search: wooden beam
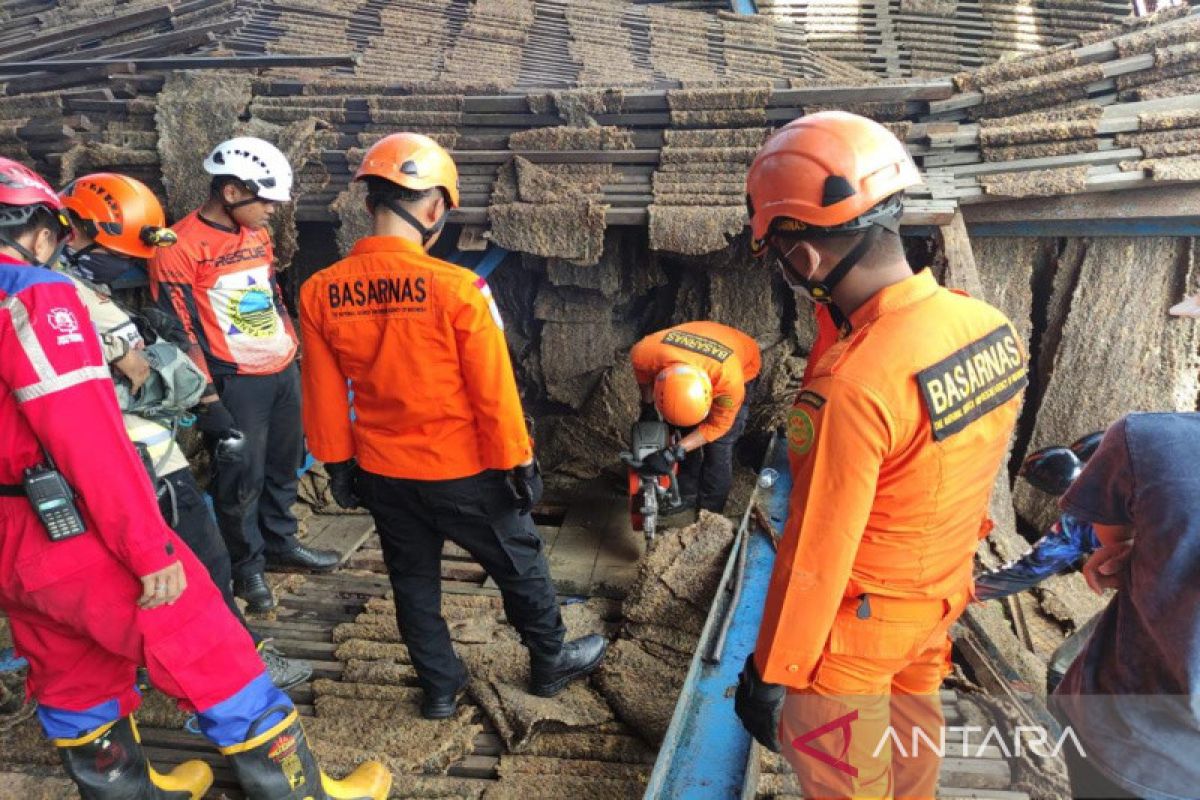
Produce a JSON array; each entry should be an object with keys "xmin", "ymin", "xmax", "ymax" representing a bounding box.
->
[
  {"xmin": 0, "ymin": 54, "xmax": 359, "ymax": 73},
  {"xmin": 938, "ymin": 211, "xmax": 983, "ymax": 297}
]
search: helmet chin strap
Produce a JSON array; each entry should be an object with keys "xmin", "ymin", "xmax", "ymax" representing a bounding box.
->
[
  {"xmin": 802, "ymin": 226, "xmax": 884, "ymax": 305},
  {"xmin": 0, "ymin": 233, "xmax": 66, "ymax": 269},
  {"xmin": 384, "ymin": 198, "xmax": 446, "ymax": 246}
]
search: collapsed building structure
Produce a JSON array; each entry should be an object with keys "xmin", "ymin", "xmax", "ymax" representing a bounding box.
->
[{"xmin": 0, "ymin": 0, "xmax": 1198, "ymax": 796}]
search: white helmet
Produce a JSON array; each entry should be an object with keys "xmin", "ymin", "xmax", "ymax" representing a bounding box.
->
[{"xmin": 203, "ymin": 137, "xmax": 293, "ymax": 202}]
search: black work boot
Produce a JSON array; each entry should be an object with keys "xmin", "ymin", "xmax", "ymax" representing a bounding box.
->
[
  {"xmin": 528, "ymin": 634, "xmax": 609, "ymax": 698},
  {"xmin": 421, "ymin": 670, "xmax": 468, "ymax": 720},
  {"xmin": 221, "ymin": 708, "xmax": 391, "ymax": 799},
  {"xmin": 235, "ymin": 572, "xmax": 276, "ymax": 613},
  {"xmin": 55, "ymin": 715, "xmax": 212, "ymax": 798},
  {"xmin": 258, "ymin": 639, "xmax": 313, "ymax": 691},
  {"xmin": 265, "ymin": 544, "xmax": 341, "ymax": 573}
]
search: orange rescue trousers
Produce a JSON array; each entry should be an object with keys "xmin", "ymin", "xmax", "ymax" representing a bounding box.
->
[{"xmin": 777, "ymin": 592, "xmax": 967, "ymax": 800}]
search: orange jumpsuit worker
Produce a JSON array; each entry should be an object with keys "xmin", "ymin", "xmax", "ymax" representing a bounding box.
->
[
  {"xmin": 630, "ymin": 321, "xmax": 761, "ymax": 513},
  {"xmin": 298, "ymin": 133, "xmax": 607, "ymax": 721},
  {"xmin": 734, "ymin": 112, "xmax": 1027, "ymax": 799}
]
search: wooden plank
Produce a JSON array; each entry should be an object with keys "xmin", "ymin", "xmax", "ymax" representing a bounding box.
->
[
  {"xmin": 938, "ymin": 212, "xmax": 983, "ymax": 297},
  {"xmin": 302, "ymin": 514, "xmax": 376, "ymax": 564},
  {"xmin": 0, "ymin": 54, "xmax": 359, "ymax": 73},
  {"xmin": 447, "ymin": 754, "xmax": 499, "ymax": 779}
]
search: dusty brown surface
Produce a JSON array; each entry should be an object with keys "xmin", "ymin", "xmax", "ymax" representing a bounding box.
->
[
  {"xmin": 648, "ymin": 205, "xmax": 746, "ymax": 256},
  {"xmin": 979, "ymin": 165, "xmax": 1090, "ymax": 198}
]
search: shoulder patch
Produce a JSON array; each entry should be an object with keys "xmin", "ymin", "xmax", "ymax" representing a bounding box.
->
[
  {"xmin": 662, "ymin": 329, "xmax": 733, "ymax": 362},
  {"xmin": 787, "ymin": 406, "xmax": 816, "ymax": 455},
  {"xmin": 916, "ymin": 324, "xmax": 1028, "ymax": 441},
  {"xmin": 796, "ymin": 389, "xmax": 826, "ymax": 410}
]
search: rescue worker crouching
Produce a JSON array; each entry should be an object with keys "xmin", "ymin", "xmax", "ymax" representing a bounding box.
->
[
  {"xmin": 0, "ymin": 157, "xmax": 390, "ymax": 799},
  {"xmin": 57, "ymin": 171, "xmax": 312, "ymax": 691},
  {"xmin": 629, "ymin": 321, "xmax": 761, "ymax": 514},
  {"xmin": 149, "ymin": 137, "xmax": 339, "ymax": 615},
  {"xmin": 298, "ymin": 132, "xmax": 608, "ymax": 719},
  {"xmin": 734, "ymin": 112, "xmax": 1027, "ymax": 799}
]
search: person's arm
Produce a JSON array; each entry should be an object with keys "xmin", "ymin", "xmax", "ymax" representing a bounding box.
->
[
  {"xmin": 753, "ymin": 376, "xmax": 892, "ymax": 688},
  {"xmin": 298, "ymin": 281, "xmax": 354, "ymax": 464},
  {"xmin": 149, "ymin": 242, "xmax": 213, "ymax": 388},
  {"xmin": 0, "ymin": 276, "xmax": 177, "ymax": 578},
  {"xmin": 456, "ymin": 277, "xmax": 533, "ymax": 468},
  {"xmin": 693, "ymin": 361, "xmax": 745, "ymax": 447}
]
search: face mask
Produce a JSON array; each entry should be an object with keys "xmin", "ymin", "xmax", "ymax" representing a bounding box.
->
[{"xmin": 70, "ymin": 248, "xmax": 135, "ymax": 284}]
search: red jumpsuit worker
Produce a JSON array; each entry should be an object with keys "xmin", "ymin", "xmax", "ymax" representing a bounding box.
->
[
  {"xmin": 629, "ymin": 321, "xmax": 761, "ymax": 513},
  {"xmin": 299, "ymin": 133, "xmax": 607, "ymax": 721},
  {"xmin": 734, "ymin": 113, "xmax": 1026, "ymax": 799},
  {"xmin": 0, "ymin": 158, "xmax": 388, "ymax": 799}
]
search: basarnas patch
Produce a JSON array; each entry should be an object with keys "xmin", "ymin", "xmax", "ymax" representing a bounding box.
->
[
  {"xmin": 916, "ymin": 324, "xmax": 1027, "ymax": 441},
  {"xmin": 662, "ymin": 330, "xmax": 733, "ymax": 362},
  {"xmin": 787, "ymin": 406, "xmax": 816, "ymax": 455}
]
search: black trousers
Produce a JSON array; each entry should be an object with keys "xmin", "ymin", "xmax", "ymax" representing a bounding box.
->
[
  {"xmin": 161, "ymin": 468, "xmax": 256, "ymax": 643},
  {"xmin": 676, "ymin": 388, "xmax": 752, "ymax": 513},
  {"xmin": 358, "ymin": 468, "xmax": 566, "ymax": 697},
  {"xmin": 211, "ymin": 363, "xmax": 303, "ymax": 582}
]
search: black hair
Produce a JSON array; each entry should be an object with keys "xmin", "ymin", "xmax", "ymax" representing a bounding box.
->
[
  {"xmin": 209, "ymin": 175, "xmax": 248, "ymax": 200},
  {"xmin": 362, "ymin": 176, "xmax": 438, "ymax": 214},
  {"xmin": 0, "ymin": 204, "xmax": 59, "ymax": 242}
]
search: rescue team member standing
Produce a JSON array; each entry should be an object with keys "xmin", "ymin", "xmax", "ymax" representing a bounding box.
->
[
  {"xmin": 629, "ymin": 321, "xmax": 761, "ymax": 513},
  {"xmin": 0, "ymin": 158, "xmax": 389, "ymax": 799},
  {"xmin": 58, "ymin": 172, "xmax": 311, "ymax": 690},
  {"xmin": 150, "ymin": 136, "xmax": 338, "ymax": 614},
  {"xmin": 733, "ymin": 113, "xmax": 1026, "ymax": 799},
  {"xmin": 299, "ymin": 133, "xmax": 607, "ymax": 719}
]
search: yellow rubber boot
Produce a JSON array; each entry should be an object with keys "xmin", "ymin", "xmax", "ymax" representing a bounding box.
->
[
  {"xmin": 55, "ymin": 716, "xmax": 213, "ymax": 799},
  {"xmin": 221, "ymin": 708, "xmax": 392, "ymax": 799}
]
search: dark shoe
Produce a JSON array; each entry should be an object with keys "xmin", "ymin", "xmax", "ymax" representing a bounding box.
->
[
  {"xmin": 266, "ymin": 544, "xmax": 341, "ymax": 573},
  {"xmin": 221, "ymin": 708, "xmax": 391, "ymax": 799},
  {"xmin": 235, "ymin": 572, "xmax": 276, "ymax": 613},
  {"xmin": 258, "ymin": 639, "xmax": 313, "ymax": 690},
  {"xmin": 421, "ymin": 672, "xmax": 468, "ymax": 720},
  {"xmin": 529, "ymin": 634, "xmax": 609, "ymax": 698}
]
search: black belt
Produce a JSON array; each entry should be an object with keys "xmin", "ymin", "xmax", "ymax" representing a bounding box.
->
[{"xmin": 0, "ymin": 484, "xmax": 22, "ymax": 497}]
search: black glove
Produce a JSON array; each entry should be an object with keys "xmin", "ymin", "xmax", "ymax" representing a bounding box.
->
[
  {"xmin": 507, "ymin": 462, "xmax": 543, "ymax": 515},
  {"xmin": 638, "ymin": 402, "xmax": 660, "ymax": 423},
  {"xmin": 325, "ymin": 459, "xmax": 360, "ymax": 510},
  {"xmin": 638, "ymin": 444, "xmax": 686, "ymax": 476},
  {"xmin": 734, "ymin": 653, "xmax": 785, "ymax": 753},
  {"xmin": 194, "ymin": 400, "xmax": 236, "ymax": 439}
]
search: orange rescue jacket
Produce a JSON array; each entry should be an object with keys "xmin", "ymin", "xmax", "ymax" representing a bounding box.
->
[
  {"xmin": 755, "ymin": 270, "xmax": 1026, "ymax": 688},
  {"xmin": 298, "ymin": 237, "xmax": 532, "ymax": 480},
  {"xmin": 630, "ymin": 321, "xmax": 762, "ymax": 442}
]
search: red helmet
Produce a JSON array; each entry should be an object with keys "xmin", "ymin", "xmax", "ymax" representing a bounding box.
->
[{"xmin": 0, "ymin": 158, "xmax": 69, "ymax": 235}]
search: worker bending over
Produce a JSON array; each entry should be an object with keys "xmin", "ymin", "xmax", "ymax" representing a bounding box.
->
[
  {"xmin": 0, "ymin": 157, "xmax": 388, "ymax": 799},
  {"xmin": 150, "ymin": 136, "xmax": 338, "ymax": 614},
  {"xmin": 299, "ymin": 133, "xmax": 607, "ymax": 720},
  {"xmin": 57, "ymin": 172, "xmax": 310, "ymax": 691},
  {"xmin": 735, "ymin": 112, "xmax": 1026, "ymax": 799},
  {"xmin": 630, "ymin": 321, "xmax": 761, "ymax": 514}
]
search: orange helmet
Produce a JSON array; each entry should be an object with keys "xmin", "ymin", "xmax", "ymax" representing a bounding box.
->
[
  {"xmin": 746, "ymin": 111, "xmax": 920, "ymax": 250},
  {"xmin": 654, "ymin": 364, "xmax": 713, "ymax": 428},
  {"xmin": 60, "ymin": 173, "xmax": 175, "ymax": 259},
  {"xmin": 355, "ymin": 132, "xmax": 460, "ymax": 209}
]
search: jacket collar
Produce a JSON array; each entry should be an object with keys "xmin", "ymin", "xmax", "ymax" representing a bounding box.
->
[
  {"xmin": 349, "ymin": 236, "xmax": 427, "ymax": 257},
  {"xmin": 848, "ymin": 269, "xmax": 938, "ymax": 330}
]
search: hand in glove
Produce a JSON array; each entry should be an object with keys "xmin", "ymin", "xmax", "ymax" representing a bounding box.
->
[
  {"xmin": 638, "ymin": 444, "xmax": 686, "ymax": 476},
  {"xmin": 735, "ymin": 653, "xmax": 785, "ymax": 753},
  {"xmin": 325, "ymin": 459, "xmax": 360, "ymax": 510},
  {"xmin": 194, "ymin": 400, "xmax": 237, "ymax": 439},
  {"xmin": 507, "ymin": 462, "xmax": 543, "ymax": 515}
]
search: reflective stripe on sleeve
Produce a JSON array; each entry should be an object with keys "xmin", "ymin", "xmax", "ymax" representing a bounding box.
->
[
  {"xmin": 15, "ymin": 365, "xmax": 111, "ymax": 403},
  {"xmin": 3, "ymin": 294, "xmax": 110, "ymax": 402}
]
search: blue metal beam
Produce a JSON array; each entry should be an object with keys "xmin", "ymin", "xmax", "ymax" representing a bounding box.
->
[
  {"xmin": 644, "ymin": 434, "xmax": 789, "ymax": 799},
  {"xmin": 729, "ymin": 0, "xmax": 758, "ymax": 14}
]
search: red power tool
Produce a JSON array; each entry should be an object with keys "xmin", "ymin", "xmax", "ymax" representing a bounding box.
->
[{"xmin": 620, "ymin": 420, "xmax": 683, "ymax": 544}]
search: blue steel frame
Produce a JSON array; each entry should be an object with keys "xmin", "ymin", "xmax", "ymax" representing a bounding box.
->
[{"xmin": 644, "ymin": 432, "xmax": 789, "ymax": 799}]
